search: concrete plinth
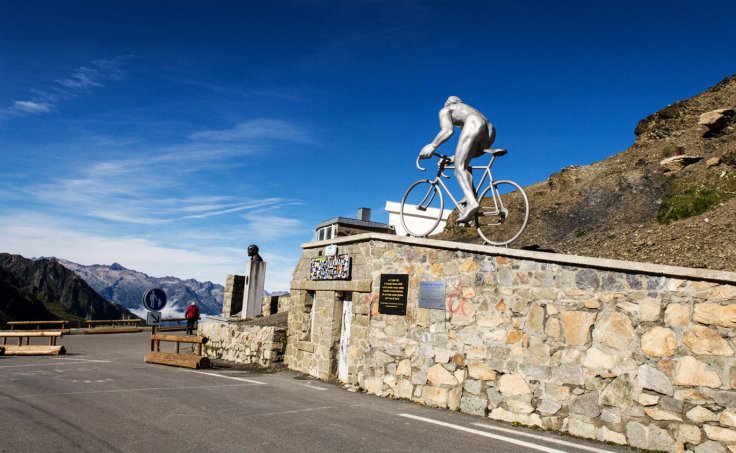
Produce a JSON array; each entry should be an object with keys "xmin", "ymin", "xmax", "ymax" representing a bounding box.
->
[{"xmin": 242, "ymin": 261, "xmax": 266, "ymax": 319}]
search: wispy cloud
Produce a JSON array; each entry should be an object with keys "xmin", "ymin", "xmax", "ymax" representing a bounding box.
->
[
  {"xmin": 12, "ymin": 100, "xmax": 51, "ymax": 114},
  {"xmin": 0, "ymin": 213, "xmax": 296, "ymax": 290},
  {"xmin": 1, "ymin": 56, "xmax": 133, "ymax": 119},
  {"xmin": 0, "ymin": 213, "xmax": 234, "ymax": 281},
  {"xmin": 243, "ymin": 212, "xmax": 306, "ymax": 242},
  {"xmin": 56, "ymin": 66, "xmax": 104, "ymax": 89},
  {"xmin": 189, "ymin": 119, "xmax": 312, "ymax": 143}
]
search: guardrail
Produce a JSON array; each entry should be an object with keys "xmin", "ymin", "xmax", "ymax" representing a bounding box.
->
[
  {"xmin": 7, "ymin": 320, "xmax": 69, "ymax": 332},
  {"xmin": 0, "ymin": 330, "xmax": 65, "ymax": 355},
  {"xmin": 154, "ymin": 318, "xmax": 192, "ymax": 332},
  {"xmin": 145, "ymin": 332, "xmax": 210, "ymax": 369},
  {"xmin": 84, "ymin": 319, "xmax": 142, "ymax": 334}
]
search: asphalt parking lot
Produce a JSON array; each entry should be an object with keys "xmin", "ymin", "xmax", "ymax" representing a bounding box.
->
[{"xmin": 0, "ymin": 332, "xmax": 633, "ymax": 453}]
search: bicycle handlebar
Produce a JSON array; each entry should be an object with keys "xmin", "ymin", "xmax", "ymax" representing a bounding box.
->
[{"xmin": 416, "ymin": 153, "xmax": 451, "ymax": 172}]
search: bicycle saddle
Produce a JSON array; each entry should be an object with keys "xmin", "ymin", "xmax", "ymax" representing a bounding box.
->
[{"xmin": 488, "ymin": 148, "xmax": 507, "ymax": 157}]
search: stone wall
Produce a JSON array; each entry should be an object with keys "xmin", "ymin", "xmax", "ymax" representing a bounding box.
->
[
  {"xmin": 286, "ymin": 233, "xmax": 736, "ymax": 452},
  {"xmin": 199, "ymin": 319, "xmax": 286, "ymax": 366},
  {"xmin": 262, "ymin": 295, "xmax": 291, "ymax": 316},
  {"xmin": 286, "ymin": 240, "xmax": 372, "ymax": 380}
]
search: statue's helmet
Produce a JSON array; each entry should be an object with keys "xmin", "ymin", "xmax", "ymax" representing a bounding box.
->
[
  {"xmin": 444, "ymin": 96, "xmax": 463, "ymax": 107},
  {"xmin": 247, "ymin": 244, "xmax": 259, "ymax": 255}
]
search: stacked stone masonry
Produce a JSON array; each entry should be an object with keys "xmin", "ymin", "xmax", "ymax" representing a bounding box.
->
[
  {"xmin": 200, "ymin": 321, "xmax": 285, "ymax": 366},
  {"xmin": 262, "ymin": 295, "xmax": 291, "ymax": 317},
  {"xmin": 286, "ymin": 233, "xmax": 736, "ymax": 453}
]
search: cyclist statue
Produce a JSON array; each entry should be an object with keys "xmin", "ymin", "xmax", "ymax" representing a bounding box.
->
[{"xmin": 419, "ymin": 96, "xmax": 496, "ymax": 224}]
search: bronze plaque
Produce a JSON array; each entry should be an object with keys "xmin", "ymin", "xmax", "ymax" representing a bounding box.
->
[{"xmin": 378, "ymin": 274, "xmax": 408, "ymax": 315}]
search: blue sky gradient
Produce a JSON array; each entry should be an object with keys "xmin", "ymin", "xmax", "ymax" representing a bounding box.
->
[{"xmin": 1, "ymin": 1, "xmax": 735, "ymax": 290}]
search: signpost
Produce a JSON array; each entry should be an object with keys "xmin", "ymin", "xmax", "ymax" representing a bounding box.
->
[
  {"xmin": 143, "ymin": 288, "xmax": 167, "ymax": 327},
  {"xmin": 143, "ymin": 288, "xmax": 167, "ymax": 312},
  {"xmin": 146, "ymin": 310, "xmax": 162, "ymax": 326}
]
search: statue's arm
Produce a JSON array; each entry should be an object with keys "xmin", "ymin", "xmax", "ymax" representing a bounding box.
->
[{"xmin": 420, "ymin": 108, "xmax": 454, "ymax": 158}]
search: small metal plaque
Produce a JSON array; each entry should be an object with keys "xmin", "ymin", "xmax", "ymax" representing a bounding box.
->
[
  {"xmin": 378, "ymin": 274, "xmax": 409, "ymax": 315},
  {"xmin": 418, "ymin": 281, "xmax": 445, "ymax": 310},
  {"xmin": 325, "ymin": 244, "xmax": 338, "ymax": 256}
]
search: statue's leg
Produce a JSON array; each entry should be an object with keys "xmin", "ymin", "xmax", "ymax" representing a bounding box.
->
[{"xmin": 455, "ymin": 122, "xmax": 484, "ymax": 224}]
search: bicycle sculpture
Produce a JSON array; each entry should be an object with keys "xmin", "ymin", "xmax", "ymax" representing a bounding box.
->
[{"xmin": 400, "ymin": 96, "xmax": 529, "ymax": 246}]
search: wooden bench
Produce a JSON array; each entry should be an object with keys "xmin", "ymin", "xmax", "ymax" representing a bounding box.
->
[
  {"xmin": 84, "ymin": 319, "xmax": 142, "ymax": 334},
  {"xmin": 145, "ymin": 333, "xmax": 210, "ymax": 369},
  {"xmin": 7, "ymin": 320, "xmax": 69, "ymax": 333},
  {"xmin": 0, "ymin": 331, "xmax": 65, "ymax": 355}
]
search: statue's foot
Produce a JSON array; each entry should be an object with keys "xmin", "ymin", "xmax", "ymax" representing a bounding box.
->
[{"xmin": 456, "ymin": 203, "xmax": 480, "ymax": 224}]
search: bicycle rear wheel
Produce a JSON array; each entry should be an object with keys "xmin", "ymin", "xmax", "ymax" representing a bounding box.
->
[
  {"xmin": 475, "ymin": 180, "xmax": 529, "ymax": 245},
  {"xmin": 400, "ymin": 180, "xmax": 444, "ymax": 237}
]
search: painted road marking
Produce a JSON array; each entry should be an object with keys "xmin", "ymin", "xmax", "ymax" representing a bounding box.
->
[
  {"xmin": 250, "ymin": 406, "xmax": 335, "ymax": 418},
  {"xmin": 399, "ymin": 413, "xmax": 612, "ymax": 453},
  {"xmin": 187, "ymin": 370, "xmax": 267, "ymax": 385},
  {"xmin": 2, "ymin": 383, "xmax": 260, "ymax": 400},
  {"xmin": 0, "ymin": 362, "xmax": 104, "ymax": 368},
  {"xmin": 295, "ymin": 382, "xmax": 328, "ymax": 391},
  {"xmin": 52, "ymin": 358, "xmax": 112, "ymax": 363},
  {"xmin": 473, "ymin": 422, "xmax": 617, "ymax": 453}
]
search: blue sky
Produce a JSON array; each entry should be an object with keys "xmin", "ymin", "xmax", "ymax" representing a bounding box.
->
[{"xmin": 1, "ymin": 1, "xmax": 735, "ymax": 291}]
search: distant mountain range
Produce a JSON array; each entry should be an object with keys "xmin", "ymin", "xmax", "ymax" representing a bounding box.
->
[
  {"xmin": 58, "ymin": 260, "xmax": 224, "ymax": 319},
  {"xmin": 0, "ymin": 253, "xmax": 133, "ymax": 323}
]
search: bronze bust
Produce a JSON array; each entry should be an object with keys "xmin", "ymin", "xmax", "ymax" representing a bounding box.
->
[{"xmin": 247, "ymin": 244, "xmax": 263, "ymax": 262}]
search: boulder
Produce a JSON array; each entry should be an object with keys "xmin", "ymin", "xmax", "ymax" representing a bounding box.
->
[
  {"xmin": 699, "ymin": 108, "xmax": 735, "ymax": 134},
  {"xmin": 659, "ymin": 154, "xmax": 702, "ymax": 172}
]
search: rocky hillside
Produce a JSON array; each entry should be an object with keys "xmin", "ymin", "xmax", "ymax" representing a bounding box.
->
[
  {"xmin": 440, "ymin": 74, "xmax": 736, "ymax": 271},
  {"xmin": 58, "ymin": 260, "xmax": 224, "ymax": 317},
  {"xmin": 0, "ymin": 253, "xmax": 133, "ymax": 322}
]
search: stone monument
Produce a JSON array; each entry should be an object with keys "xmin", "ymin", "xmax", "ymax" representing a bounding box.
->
[
  {"xmin": 242, "ymin": 244, "xmax": 266, "ymax": 319},
  {"xmin": 418, "ymin": 96, "xmax": 496, "ymax": 224},
  {"xmin": 221, "ymin": 274, "xmax": 245, "ymax": 317}
]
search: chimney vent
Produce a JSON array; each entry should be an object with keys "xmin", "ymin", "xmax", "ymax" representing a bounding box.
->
[{"xmin": 358, "ymin": 208, "xmax": 371, "ymax": 222}]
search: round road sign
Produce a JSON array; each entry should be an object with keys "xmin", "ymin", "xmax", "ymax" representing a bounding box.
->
[{"xmin": 143, "ymin": 288, "xmax": 167, "ymax": 311}]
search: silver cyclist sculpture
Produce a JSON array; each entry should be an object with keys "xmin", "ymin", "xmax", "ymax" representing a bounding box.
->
[{"xmin": 401, "ymin": 96, "xmax": 529, "ymax": 245}]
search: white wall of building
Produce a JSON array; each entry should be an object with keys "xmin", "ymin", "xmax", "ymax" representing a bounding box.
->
[{"xmin": 385, "ymin": 201, "xmax": 451, "ymax": 237}]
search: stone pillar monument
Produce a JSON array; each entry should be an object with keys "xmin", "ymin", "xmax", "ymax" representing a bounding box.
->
[
  {"xmin": 242, "ymin": 244, "xmax": 266, "ymax": 319},
  {"xmin": 221, "ymin": 274, "xmax": 245, "ymax": 317}
]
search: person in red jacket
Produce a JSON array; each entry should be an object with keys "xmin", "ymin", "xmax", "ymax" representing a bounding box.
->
[{"xmin": 185, "ymin": 302, "xmax": 200, "ymax": 335}]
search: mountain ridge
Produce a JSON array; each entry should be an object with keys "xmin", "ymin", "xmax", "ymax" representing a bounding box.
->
[
  {"xmin": 58, "ymin": 259, "xmax": 224, "ymax": 318},
  {"xmin": 0, "ymin": 253, "xmax": 133, "ymax": 322}
]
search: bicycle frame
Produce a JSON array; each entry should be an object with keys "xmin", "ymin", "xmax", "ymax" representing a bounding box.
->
[{"xmin": 418, "ymin": 151, "xmax": 504, "ymax": 216}]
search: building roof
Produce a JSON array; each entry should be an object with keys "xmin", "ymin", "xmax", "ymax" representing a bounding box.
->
[{"xmin": 315, "ymin": 216, "xmax": 392, "ymax": 231}]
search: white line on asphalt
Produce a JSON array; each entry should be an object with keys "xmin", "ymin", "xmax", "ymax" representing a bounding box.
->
[
  {"xmin": 294, "ymin": 382, "xmax": 328, "ymax": 391},
  {"xmin": 399, "ymin": 413, "xmax": 580, "ymax": 453},
  {"xmin": 250, "ymin": 406, "xmax": 335, "ymax": 417},
  {"xmin": 4, "ymin": 383, "xmax": 259, "ymax": 400},
  {"xmin": 51, "ymin": 358, "xmax": 112, "ymax": 363},
  {"xmin": 0, "ymin": 361, "xmax": 105, "ymax": 368},
  {"xmin": 472, "ymin": 422, "xmax": 617, "ymax": 453},
  {"xmin": 187, "ymin": 370, "xmax": 267, "ymax": 385}
]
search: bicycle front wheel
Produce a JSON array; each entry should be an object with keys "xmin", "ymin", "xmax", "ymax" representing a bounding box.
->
[
  {"xmin": 400, "ymin": 180, "xmax": 444, "ymax": 237},
  {"xmin": 475, "ymin": 180, "xmax": 529, "ymax": 246}
]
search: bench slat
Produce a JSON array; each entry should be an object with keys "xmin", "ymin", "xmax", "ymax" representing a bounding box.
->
[
  {"xmin": 3, "ymin": 345, "xmax": 65, "ymax": 356},
  {"xmin": 0, "ymin": 331, "xmax": 63, "ymax": 337}
]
